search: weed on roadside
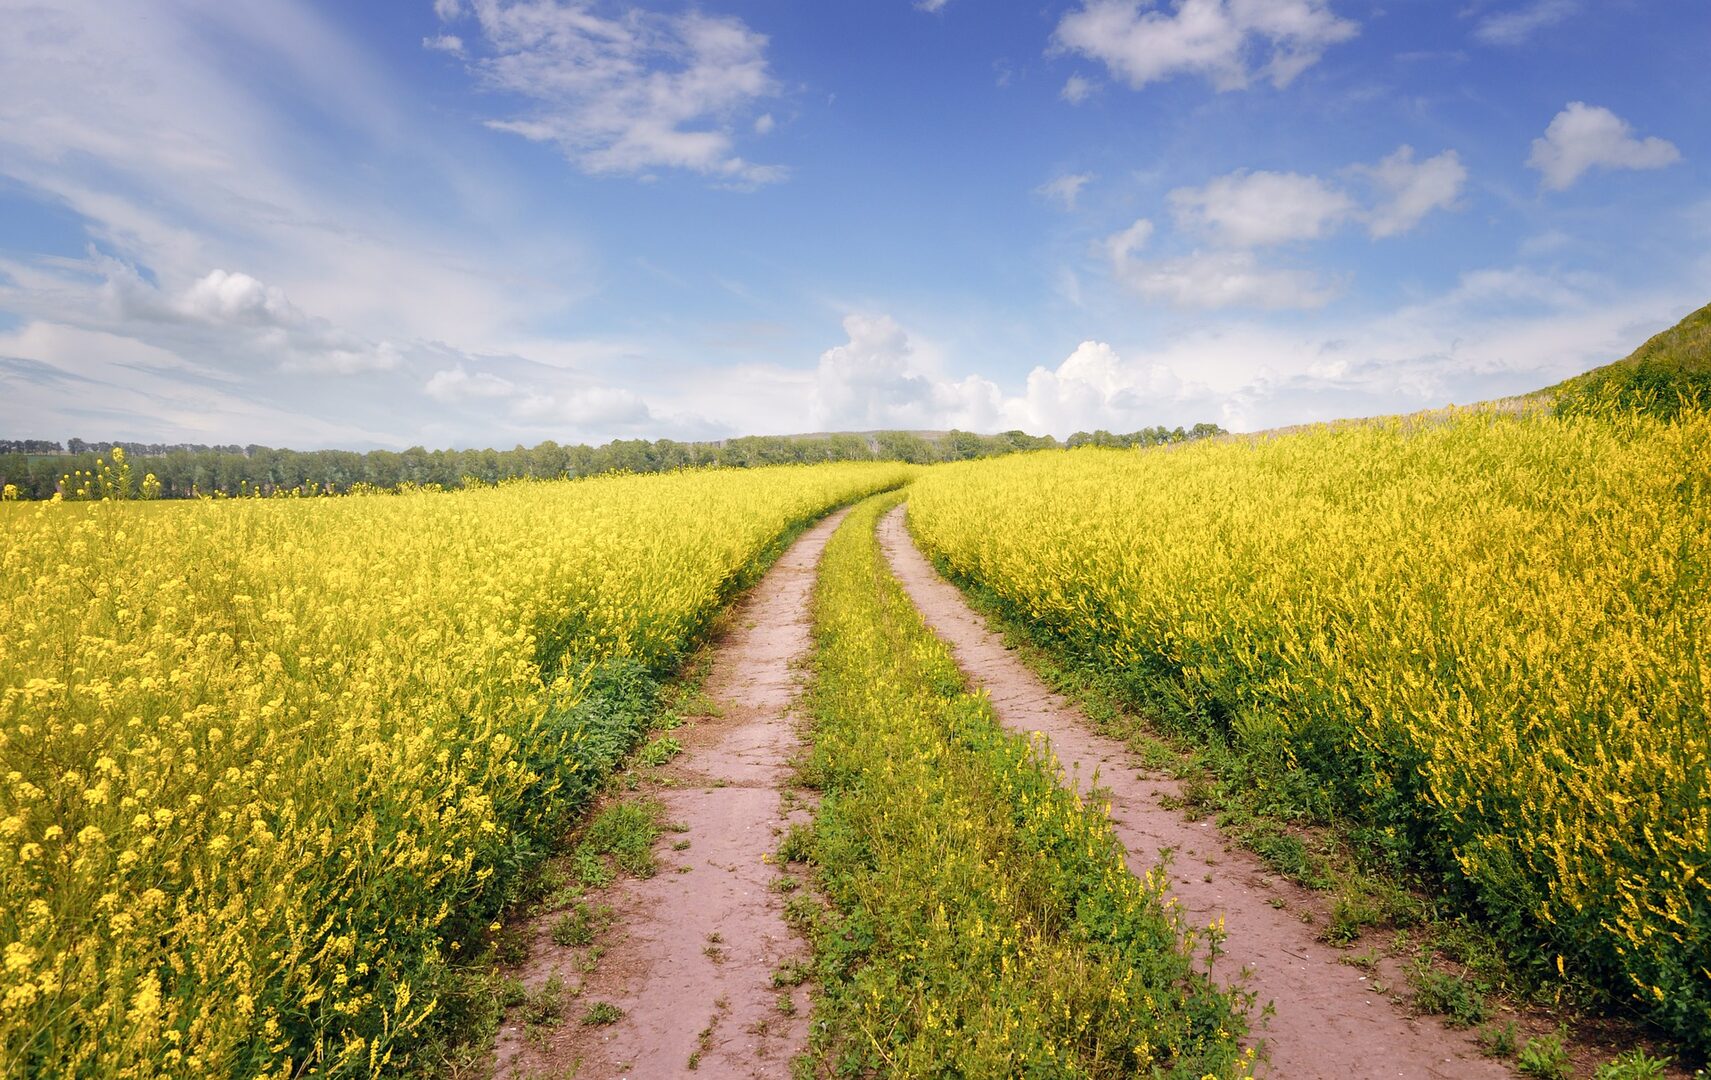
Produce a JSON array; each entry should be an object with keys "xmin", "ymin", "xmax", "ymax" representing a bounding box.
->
[
  {"xmin": 580, "ymin": 1002, "xmax": 624, "ymax": 1026},
  {"xmin": 1517, "ymin": 1029, "xmax": 1573, "ymax": 1079}
]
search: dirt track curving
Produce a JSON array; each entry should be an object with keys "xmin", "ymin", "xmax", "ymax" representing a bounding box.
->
[
  {"xmin": 495, "ymin": 510, "xmax": 846, "ymax": 1080},
  {"xmin": 877, "ymin": 504, "xmax": 1509, "ymax": 1080}
]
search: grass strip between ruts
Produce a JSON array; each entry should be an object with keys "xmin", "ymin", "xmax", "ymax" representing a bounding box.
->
[{"xmin": 792, "ymin": 490, "xmax": 1254, "ymax": 1078}]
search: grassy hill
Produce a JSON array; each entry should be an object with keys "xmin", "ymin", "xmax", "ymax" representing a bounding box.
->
[{"xmin": 1548, "ymin": 300, "xmax": 1711, "ymax": 419}]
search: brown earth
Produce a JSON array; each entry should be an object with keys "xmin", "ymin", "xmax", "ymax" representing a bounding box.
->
[
  {"xmin": 877, "ymin": 504, "xmax": 1512, "ymax": 1080},
  {"xmin": 493, "ymin": 510, "xmax": 846, "ymax": 1080}
]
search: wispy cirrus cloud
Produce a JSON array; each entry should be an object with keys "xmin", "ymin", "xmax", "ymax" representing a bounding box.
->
[
  {"xmin": 1037, "ymin": 173, "xmax": 1094, "ymax": 210},
  {"xmin": 440, "ymin": 0, "xmax": 787, "ymax": 186},
  {"xmin": 1471, "ymin": 0, "xmax": 1577, "ymax": 45}
]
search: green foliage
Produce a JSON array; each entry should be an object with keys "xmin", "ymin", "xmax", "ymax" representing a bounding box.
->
[
  {"xmin": 775, "ymin": 823, "xmax": 814, "ymax": 864},
  {"xmin": 1517, "ymin": 1031, "xmax": 1573, "ymax": 1080},
  {"xmin": 575, "ymin": 800, "xmax": 664, "ymax": 881},
  {"xmin": 635, "ymin": 734, "xmax": 683, "ymax": 766},
  {"xmin": 797, "ymin": 492, "xmax": 1252, "ymax": 1078},
  {"xmin": 1553, "ymin": 300, "xmax": 1711, "ymax": 420},
  {"xmin": 521, "ymin": 977, "xmax": 570, "ymax": 1028},
  {"xmin": 1477, "ymin": 1020, "xmax": 1518, "ymax": 1057},
  {"xmin": 0, "ymin": 428, "xmax": 1058, "ymax": 499},
  {"xmin": 1409, "ymin": 965, "xmax": 1488, "ymax": 1027},
  {"xmin": 550, "ymin": 906, "xmax": 595, "ymax": 947},
  {"xmin": 580, "ymin": 1002, "xmax": 623, "ymax": 1026},
  {"xmin": 1593, "ymin": 1048, "xmax": 1674, "ymax": 1079}
]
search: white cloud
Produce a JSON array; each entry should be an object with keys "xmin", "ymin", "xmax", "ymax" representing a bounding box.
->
[
  {"xmin": 1037, "ymin": 172, "xmax": 1094, "ymax": 210},
  {"xmin": 1161, "ymin": 148, "xmax": 1463, "ymax": 254},
  {"xmin": 1101, "ymin": 217, "xmax": 1334, "ymax": 309},
  {"xmin": 1527, "ymin": 102, "xmax": 1681, "ymax": 190},
  {"xmin": 178, "ymin": 269, "xmax": 305, "ymax": 328},
  {"xmin": 459, "ymin": 1, "xmax": 786, "ymax": 185},
  {"xmin": 807, "ymin": 315, "xmax": 1198, "ymax": 435},
  {"xmin": 515, "ymin": 386, "xmax": 653, "ymax": 427},
  {"xmin": 918, "ymin": 0, "xmax": 953, "ymax": 11},
  {"xmin": 1061, "ymin": 74, "xmax": 1095, "ymax": 103},
  {"xmin": 1169, "ymin": 170, "xmax": 1354, "ymax": 246},
  {"xmin": 1473, "ymin": 0, "xmax": 1576, "ymax": 45},
  {"xmin": 0, "ymin": 0, "xmax": 568, "ymax": 354},
  {"xmin": 1354, "ymin": 146, "xmax": 1467, "ymax": 237},
  {"xmin": 434, "ymin": 0, "xmax": 465, "ymax": 19},
  {"xmin": 1053, "ymin": 0, "xmax": 1358, "ymax": 93},
  {"xmin": 1104, "ymin": 217, "xmax": 1156, "ymax": 265},
  {"xmin": 811, "ymin": 314, "xmax": 937, "ymax": 429},
  {"xmin": 753, "ymin": 112, "xmax": 776, "ymax": 135},
  {"xmin": 1115, "ymin": 245, "xmax": 1338, "ymax": 309},
  {"xmin": 423, "ymin": 33, "xmax": 465, "ymax": 55},
  {"xmin": 425, "ymin": 365, "xmax": 516, "ymax": 402}
]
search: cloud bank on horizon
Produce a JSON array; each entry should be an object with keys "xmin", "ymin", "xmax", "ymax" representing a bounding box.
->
[{"xmin": 0, "ymin": 0, "xmax": 1706, "ymax": 448}]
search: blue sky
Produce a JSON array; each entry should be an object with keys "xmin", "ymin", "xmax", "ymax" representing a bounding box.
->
[{"xmin": 1, "ymin": 0, "xmax": 1707, "ymax": 448}]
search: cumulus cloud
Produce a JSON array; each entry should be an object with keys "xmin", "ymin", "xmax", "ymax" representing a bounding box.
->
[
  {"xmin": 451, "ymin": 0, "xmax": 785, "ymax": 185},
  {"xmin": 808, "ymin": 314, "xmax": 1198, "ymax": 435},
  {"xmin": 423, "ymin": 33, "xmax": 465, "ymax": 55},
  {"xmin": 917, "ymin": 0, "xmax": 953, "ymax": 11},
  {"xmin": 89, "ymin": 261, "xmax": 403, "ymax": 374},
  {"xmin": 1527, "ymin": 102, "xmax": 1681, "ymax": 190},
  {"xmin": 1472, "ymin": 0, "xmax": 1576, "ymax": 45},
  {"xmin": 1354, "ymin": 146, "xmax": 1467, "ymax": 237},
  {"xmin": 1053, "ymin": 0, "xmax": 1358, "ymax": 93},
  {"xmin": 830, "ymin": 273, "xmax": 1700, "ymax": 437},
  {"xmin": 812, "ymin": 314, "xmax": 943, "ymax": 429},
  {"xmin": 178, "ymin": 269, "xmax": 305, "ymax": 328},
  {"xmin": 1037, "ymin": 172, "xmax": 1094, "ymax": 210},
  {"xmin": 1169, "ymin": 170, "xmax": 1354, "ymax": 246},
  {"xmin": 1164, "ymin": 146, "xmax": 1463, "ymax": 252},
  {"xmin": 1061, "ymin": 74, "xmax": 1095, "ymax": 103}
]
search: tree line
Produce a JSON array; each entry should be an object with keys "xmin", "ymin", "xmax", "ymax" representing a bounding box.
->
[{"xmin": 0, "ymin": 424, "xmax": 1226, "ymax": 500}]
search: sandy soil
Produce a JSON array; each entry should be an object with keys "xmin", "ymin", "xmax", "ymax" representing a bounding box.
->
[
  {"xmin": 494, "ymin": 510, "xmax": 845, "ymax": 1080},
  {"xmin": 878, "ymin": 504, "xmax": 1510, "ymax": 1080}
]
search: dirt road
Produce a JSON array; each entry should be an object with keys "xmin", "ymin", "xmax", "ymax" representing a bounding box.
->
[
  {"xmin": 495, "ymin": 510, "xmax": 846, "ymax": 1079},
  {"xmin": 877, "ymin": 504, "xmax": 1508, "ymax": 1080}
]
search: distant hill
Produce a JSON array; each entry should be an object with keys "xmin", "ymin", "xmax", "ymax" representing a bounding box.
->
[{"xmin": 1547, "ymin": 300, "xmax": 1711, "ymax": 419}]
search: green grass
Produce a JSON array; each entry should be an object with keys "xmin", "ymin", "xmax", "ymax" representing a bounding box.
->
[
  {"xmin": 1550, "ymin": 299, "xmax": 1711, "ymax": 419},
  {"xmin": 792, "ymin": 490, "xmax": 1252, "ymax": 1078},
  {"xmin": 1409, "ymin": 964, "xmax": 1489, "ymax": 1027},
  {"xmin": 579, "ymin": 1002, "xmax": 624, "ymax": 1026},
  {"xmin": 1517, "ymin": 1030, "xmax": 1573, "ymax": 1080}
]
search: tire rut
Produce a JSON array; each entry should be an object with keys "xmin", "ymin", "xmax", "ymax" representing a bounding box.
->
[
  {"xmin": 494, "ymin": 510, "xmax": 846, "ymax": 1080},
  {"xmin": 878, "ymin": 504, "xmax": 1509, "ymax": 1080}
]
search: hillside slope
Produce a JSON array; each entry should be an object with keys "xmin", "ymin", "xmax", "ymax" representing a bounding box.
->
[{"xmin": 1550, "ymin": 300, "xmax": 1711, "ymax": 417}]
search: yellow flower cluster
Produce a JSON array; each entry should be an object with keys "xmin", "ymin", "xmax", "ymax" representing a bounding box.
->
[
  {"xmin": 908, "ymin": 409, "xmax": 1711, "ymax": 1052},
  {"xmin": 0, "ymin": 463, "xmax": 908, "ymax": 1076}
]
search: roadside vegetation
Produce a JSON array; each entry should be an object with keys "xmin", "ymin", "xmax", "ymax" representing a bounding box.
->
[
  {"xmin": 0, "ymin": 464, "xmax": 908, "ymax": 1076},
  {"xmin": 790, "ymin": 491, "xmax": 1254, "ymax": 1078},
  {"xmin": 907, "ymin": 401, "xmax": 1710, "ymax": 1061}
]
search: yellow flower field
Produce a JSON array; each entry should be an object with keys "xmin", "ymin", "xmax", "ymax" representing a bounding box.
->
[
  {"xmin": 907, "ymin": 409, "xmax": 1711, "ymax": 1052},
  {"xmin": 0, "ymin": 463, "xmax": 908, "ymax": 1077}
]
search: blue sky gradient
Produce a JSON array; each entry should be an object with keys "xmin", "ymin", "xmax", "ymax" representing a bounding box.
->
[{"xmin": 1, "ymin": 0, "xmax": 1707, "ymax": 447}]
